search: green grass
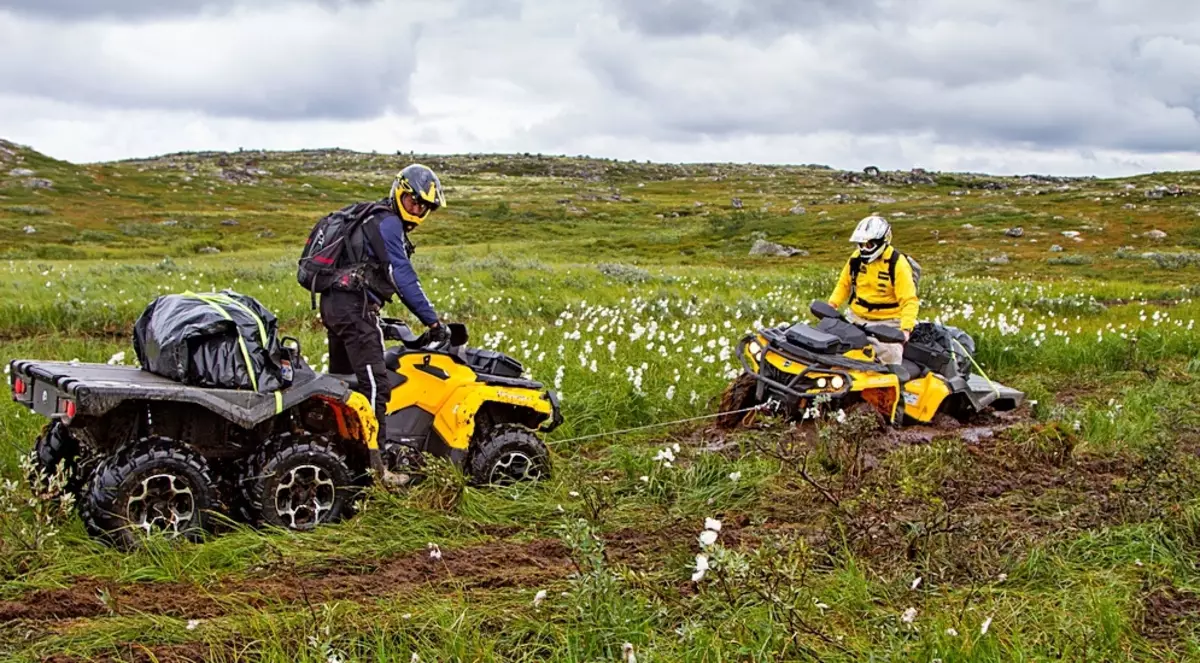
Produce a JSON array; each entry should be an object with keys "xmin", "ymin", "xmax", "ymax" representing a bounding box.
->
[{"xmin": 2, "ymin": 140, "xmax": 1200, "ymax": 660}]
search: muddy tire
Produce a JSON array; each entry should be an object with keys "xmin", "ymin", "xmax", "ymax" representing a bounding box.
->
[
  {"xmin": 81, "ymin": 437, "xmax": 216, "ymax": 549},
  {"xmin": 241, "ymin": 433, "xmax": 358, "ymax": 530},
  {"xmin": 382, "ymin": 441, "xmax": 426, "ymax": 486},
  {"xmin": 27, "ymin": 421, "xmax": 84, "ymax": 500},
  {"xmin": 716, "ymin": 372, "xmax": 761, "ymax": 429},
  {"xmin": 467, "ymin": 426, "xmax": 550, "ymax": 486}
]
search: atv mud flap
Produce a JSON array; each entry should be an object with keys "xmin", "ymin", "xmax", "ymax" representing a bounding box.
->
[{"xmin": 960, "ymin": 374, "xmax": 1025, "ymax": 412}]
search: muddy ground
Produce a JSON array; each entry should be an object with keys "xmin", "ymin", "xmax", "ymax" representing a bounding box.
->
[{"xmin": 5, "ymin": 408, "xmax": 1197, "ymax": 660}]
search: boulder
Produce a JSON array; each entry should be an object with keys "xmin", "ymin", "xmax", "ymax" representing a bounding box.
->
[
  {"xmin": 1050, "ymin": 245, "xmax": 1064, "ymax": 252},
  {"xmin": 730, "ymin": 197, "xmax": 743, "ymax": 209},
  {"xmin": 1005, "ymin": 227, "xmax": 1024, "ymax": 238},
  {"xmin": 749, "ymin": 239, "xmax": 808, "ymax": 258},
  {"xmin": 988, "ymin": 254, "xmax": 1010, "ymax": 265},
  {"xmin": 197, "ymin": 246, "xmax": 221, "ymax": 254},
  {"xmin": 220, "ymin": 218, "xmax": 240, "ymax": 226},
  {"xmin": 1145, "ymin": 229, "xmax": 1168, "ymax": 240},
  {"xmin": 8, "ymin": 168, "xmax": 34, "ymax": 177},
  {"xmin": 789, "ymin": 205, "xmax": 806, "ymax": 215},
  {"xmin": 1061, "ymin": 230, "xmax": 1081, "ymax": 238},
  {"xmin": 25, "ymin": 178, "xmax": 53, "ymax": 189},
  {"xmin": 22, "ymin": 225, "xmax": 36, "ymax": 234}
]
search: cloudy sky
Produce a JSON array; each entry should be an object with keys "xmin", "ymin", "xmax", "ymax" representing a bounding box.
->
[{"xmin": 1, "ymin": 0, "xmax": 1197, "ymax": 175}]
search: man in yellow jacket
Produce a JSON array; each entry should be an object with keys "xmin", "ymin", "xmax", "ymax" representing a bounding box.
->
[{"xmin": 828, "ymin": 215, "xmax": 919, "ymax": 365}]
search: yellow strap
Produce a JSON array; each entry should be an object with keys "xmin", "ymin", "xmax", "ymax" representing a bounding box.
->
[
  {"xmin": 206, "ymin": 293, "xmax": 269, "ymax": 351},
  {"xmin": 274, "ymin": 391, "xmax": 283, "ymax": 414},
  {"xmin": 184, "ymin": 292, "xmax": 260, "ymax": 393},
  {"xmin": 952, "ymin": 338, "xmax": 999, "ymax": 398}
]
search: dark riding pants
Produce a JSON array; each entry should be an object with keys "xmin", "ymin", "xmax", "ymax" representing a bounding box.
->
[{"xmin": 320, "ymin": 290, "xmax": 388, "ymax": 447}]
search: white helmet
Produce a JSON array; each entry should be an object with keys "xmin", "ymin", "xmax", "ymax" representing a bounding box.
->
[{"xmin": 849, "ymin": 214, "xmax": 892, "ymax": 262}]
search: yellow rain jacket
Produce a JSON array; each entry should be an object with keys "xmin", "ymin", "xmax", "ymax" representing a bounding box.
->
[{"xmin": 828, "ymin": 245, "xmax": 919, "ymax": 331}]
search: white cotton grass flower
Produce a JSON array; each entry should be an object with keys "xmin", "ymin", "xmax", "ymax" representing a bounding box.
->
[
  {"xmin": 901, "ymin": 607, "xmax": 918, "ymax": 624},
  {"xmin": 639, "ymin": 475, "xmax": 649, "ymax": 483},
  {"xmin": 411, "ymin": 654, "xmax": 420, "ymax": 663},
  {"xmin": 728, "ymin": 471, "xmax": 741, "ymax": 482},
  {"xmin": 911, "ymin": 577, "xmax": 922, "ymax": 590},
  {"xmin": 704, "ymin": 517, "xmax": 722, "ymax": 532},
  {"xmin": 814, "ymin": 598, "xmax": 830, "ymax": 610},
  {"xmin": 622, "ymin": 642, "xmax": 638, "ymax": 663},
  {"xmin": 533, "ymin": 589, "xmax": 547, "ymax": 607},
  {"xmin": 427, "ymin": 543, "xmax": 442, "ymax": 560},
  {"xmin": 981, "ymin": 616, "xmax": 993, "ymax": 635},
  {"xmin": 107, "ymin": 351, "xmax": 126, "ymax": 365},
  {"xmin": 186, "ymin": 619, "xmax": 200, "ymax": 630},
  {"xmin": 691, "ymin": 554, "xmax": 709, "ymax": 581},
  {"xmin": 945, "ymin": 627, "xmax": 959, "ymax": 637},
  {"xmin": 699, "ymin": 530, "xmax": 718, "ymax": 547}
]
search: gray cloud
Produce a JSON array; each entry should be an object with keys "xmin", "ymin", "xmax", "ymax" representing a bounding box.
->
[
  {"xmin": 604, "ymin": 0, "xmax": 881, "ymax": 38},
  {"xmin": 0, "ymin": 3, "xmax": 418, "ymax": 120},
  {"xmin": 560, "ymin": 0, "xmax": 1200, "ymax": 155},
  {"xmin": 0, "ymin": 0, "xmax": 378, "ymax": 21},
  {"xmin": 0, "ymin": 0, "xmax": 1197, "ymax": 174}
]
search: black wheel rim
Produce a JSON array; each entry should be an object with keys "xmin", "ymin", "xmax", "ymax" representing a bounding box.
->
[
  {"xmin": 125, "ymin": 473, "xmax": 197, "ymax": 537},
  {"xmin": 274, "ymin": 464, "xmax": 336, "ymax": 529}
]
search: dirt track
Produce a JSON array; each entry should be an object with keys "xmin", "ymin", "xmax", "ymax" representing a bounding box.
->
[{"xmin": 0, "ymin": 538, "xmax": 574, "ymax": 622}]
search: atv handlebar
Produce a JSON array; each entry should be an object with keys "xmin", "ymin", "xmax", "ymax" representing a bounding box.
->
[
  {"xmin": 808, "ymin": 300, "xmax": 907, "ymax": 345},
  {"xmin": 381, "ymin": 319, "xmax": 470, "ymax": 352}
]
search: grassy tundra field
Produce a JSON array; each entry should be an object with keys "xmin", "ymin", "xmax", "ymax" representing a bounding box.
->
[{"xmin": 2, "ymin": 137, "xmax": 1200, "ymax": 661}]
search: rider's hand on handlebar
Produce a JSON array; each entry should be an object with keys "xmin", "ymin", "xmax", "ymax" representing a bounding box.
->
[
  {"xmin": 426, "ymin": 321, "xmax": 450, "ymax": 346},
  {"xmin": 903, "ymin": 330, "xmax": 912, "ymax": 343}
]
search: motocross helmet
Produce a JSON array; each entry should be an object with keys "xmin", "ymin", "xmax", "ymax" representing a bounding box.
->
[
  {"xmin": 849, "ymin": 214, "xmax": 892, "ymax": 262},
  {"xmin": 390, "ymin": 164, "xmax": 446, "ymax": 226}
]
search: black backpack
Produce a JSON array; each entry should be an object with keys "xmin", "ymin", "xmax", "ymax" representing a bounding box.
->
[{"xmin": 297, "ymin": 202, "xmax": 392, "ymax": 306}]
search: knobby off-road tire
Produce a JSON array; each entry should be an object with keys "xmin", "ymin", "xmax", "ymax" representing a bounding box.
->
[
  {"xmin": 467, "ymin": 426, "xmax": 550, "ymax": 486},
  {"xmin": 240, "ymin": 432, "xmax": 358, "ymax": 531},
  {"xmin": 716, "ymin": 372, "xmax": 761, "ymax": 429},
  {"xmin": 81, "ymin": 436, "xmax": 217, "ymax": 549},
  {"xmin": 27, "ymin": 421, "xmax": 85, "ymax": 500}
]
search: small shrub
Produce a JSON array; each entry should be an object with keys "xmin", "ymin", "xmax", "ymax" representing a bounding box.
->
[
  {"xmin": 1048, "ymin": 254, "xmax": 1093, "ymax": 266},
  {"xmin": 5, "ymin": 205, "xmax": 52, "ymax": 216},
  {"xmin": 598, "ymin": 263, "xmax": 651, "ymax": 284}
]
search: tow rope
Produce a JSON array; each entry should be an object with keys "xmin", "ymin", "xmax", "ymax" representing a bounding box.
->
[{"xmin": 546, "ymin": 401, "xmax": 777, "ymax": 447}]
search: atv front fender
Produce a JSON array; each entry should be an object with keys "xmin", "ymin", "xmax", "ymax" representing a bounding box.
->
[{"xmin": 435, "ymin": 384, "xmax": 557, "ymax": 451}]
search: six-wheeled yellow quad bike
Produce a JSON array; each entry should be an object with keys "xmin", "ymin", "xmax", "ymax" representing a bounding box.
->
[
  {"xmin": 10, "ymin": 322, "xmax": 561, "ymax": 548},
  {"xmin": 722, "ymin": 300, "xmax": 1023, "ymax": 427}
]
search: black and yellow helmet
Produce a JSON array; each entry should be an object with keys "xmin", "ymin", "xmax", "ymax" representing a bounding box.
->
[{"xmin": 390, "ymin": 164, "xmax": 446, "ymax": 226}]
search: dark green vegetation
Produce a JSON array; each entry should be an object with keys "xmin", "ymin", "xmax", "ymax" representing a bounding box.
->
[{"xmin": 2, "ymin": 138, "xmax": 1200, "ymax": 661}]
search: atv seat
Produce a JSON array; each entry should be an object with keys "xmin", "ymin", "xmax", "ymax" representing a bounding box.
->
[
  {"xmin": 887, "ymin": 360, "xmax": 927, "ymax": 383},
  {"xmin": 329, "ymin": 371, "xmax": 407, "ymax": 392},
  {"xmin": 901, "ymin": 359, "xmax": 927, "ymax": 380}
]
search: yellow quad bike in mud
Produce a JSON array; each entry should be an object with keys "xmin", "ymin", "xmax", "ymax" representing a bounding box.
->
[
  {"xmin": 10, "ymin": 322, "xmax": 561, "ymax": 548},
  {"xmin": 722, "ymin": 300, "xmax": 1024, "ymax": 427}
]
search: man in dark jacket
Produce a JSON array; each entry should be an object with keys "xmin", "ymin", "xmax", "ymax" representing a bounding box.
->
[{"xmin": 319, "ymin": 164, "xmax": 448, "ymax": 470}]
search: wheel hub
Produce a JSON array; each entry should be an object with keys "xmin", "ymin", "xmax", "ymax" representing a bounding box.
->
[
  {"xmin": 274, "ymin": 464, "xmax": 336, "ymax": 529},
  {"xmin": 125, "ymin": 473, "xmax": 196, "ymax": 537},
  {"xmin": 489, "ymin": 451, "xmax": 539, "ymax": 485}
]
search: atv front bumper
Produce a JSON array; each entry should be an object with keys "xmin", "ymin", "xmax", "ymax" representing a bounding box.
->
[
  {"xmin": 542, "ymin": 389, "xmax": 564, "ymax": 433},
  {"xmin": 736, "ymin": 335, "xmax": 853, "ymax": 404}
]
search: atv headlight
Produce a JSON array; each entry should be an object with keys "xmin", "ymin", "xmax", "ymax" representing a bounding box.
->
[
  {"xmin": 747, "ymin": 340, "xmax": 762, "ymax": 356},
  {"xmin": 817, "ymin": 377, "xmax": 828, "ymax": 388},
  {"xmin": 831, "ymin": 376, "xmax": 845, "ymax": 389}
]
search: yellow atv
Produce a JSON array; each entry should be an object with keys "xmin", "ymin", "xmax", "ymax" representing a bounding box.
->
[
  {"xmin": 12, "ymin": 321, "xmax": 560, "ymax": 546},
  {"xmin": 360, "ymin": 320, "xmax": 561, "ymax": 486},
  {"xmin": 723, "ymin": 301, "xmax": 1023, "ymax": 427}
]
